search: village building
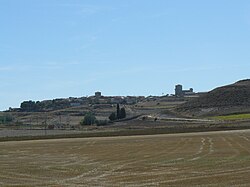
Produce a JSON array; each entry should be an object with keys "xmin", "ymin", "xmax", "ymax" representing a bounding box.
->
[
  {"xmin": 111, "ymin": 97, "xmax": 124, "ymax": 104},
  {"xmin": 95, "ymin": 91, "xmax": 102, "ymax": 98},
  {"xmin": 70, "ymin": 103, "xmax": 81, "ymax": 107},
  {"xmin": 175, "ymin": 84, "xmax": 195, "ymax": 97}
]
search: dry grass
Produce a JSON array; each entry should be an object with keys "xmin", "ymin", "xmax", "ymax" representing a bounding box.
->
[{"xmin": 0, "ymin": 130, "xmax": 250, "ymax": 186}]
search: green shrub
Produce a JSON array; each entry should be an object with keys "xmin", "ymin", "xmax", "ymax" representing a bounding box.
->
[
  {"xmin": 120, "ymin": 107, "xmax": 126, "ymax": 119},
  {"xmin": 80, "ymin": 113, "xmax": 96, "ymax": 126},
  {"xmin": 109, "ymin": 112, "xmax": 117, "ymax": 121},
  {"xmin": 0, "ymin": 114, "xmax": 13, "ymax": 124}
]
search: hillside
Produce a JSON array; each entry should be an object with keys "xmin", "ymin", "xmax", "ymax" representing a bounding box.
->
[
  {"xmin": 4, "ymin": 79, "xmax": 250, "ymax": 127},
  {"xmin": 176, "ymin": 79, "xmax": 250, "ymax": 116},
  {"xmin": 4, "ymin": 96, "xmax": 187, "ymax": 128}
]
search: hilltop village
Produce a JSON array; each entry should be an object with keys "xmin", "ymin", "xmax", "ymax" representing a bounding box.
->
[
  {"xmin": 9, "ymin": 84, "xmax": 202, "ymax": 113},
  {"xmin": 1, "ymin": 79, "xmax": 250, "ymax": 136},
  {"xmin": 0, "ymin": 84, "xmax": 203, "ymax": 129}
]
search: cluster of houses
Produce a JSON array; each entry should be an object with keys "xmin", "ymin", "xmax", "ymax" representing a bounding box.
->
[
  {"xmin": 69, "ymin": 84, "xmax": 198, "ymax": 107},
  {"xmin": 9, "ymin": 84, "xmax": 200, "ymax": 112},
  {"xmin": 68, "ymin": 92, "xmax": 145, "ymax": 107},
  {"xmin": 175, "ymin": 84, "xmax": 196, "ymax": 97},
  {"xmin": 34, "ymin": 85, "xmax": 198, "ymax": 109}
]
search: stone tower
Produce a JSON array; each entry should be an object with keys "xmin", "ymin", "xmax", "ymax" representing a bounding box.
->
[{"xmin": 175, "ymin": 84, "xmax": 183, "ymax": 97}]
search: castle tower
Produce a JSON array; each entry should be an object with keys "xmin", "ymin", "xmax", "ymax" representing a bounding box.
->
[{"xmin": 175, "ymin": 84, "xmax": 183, "ymax": 97}]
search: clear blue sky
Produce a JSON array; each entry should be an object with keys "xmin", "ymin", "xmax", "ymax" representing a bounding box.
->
[{"xmin": 1, "ymin": 0, "xmax": 250, "ymax": 110}]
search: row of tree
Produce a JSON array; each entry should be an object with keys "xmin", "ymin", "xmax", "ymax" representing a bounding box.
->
[
  {"xmin": 20, "ymin": 100, "xmax": 71, "ymax": 112},
  {"xmin": 80, "ymin": 104, "xmax": 126, "ymax": 126},
  {"xmin": 80, "ymin": 113, "xmax": 109, "ymax": 126},
  {"xmin": 109, "ymin": 104, "xmax": 126, "ymax": 121}
]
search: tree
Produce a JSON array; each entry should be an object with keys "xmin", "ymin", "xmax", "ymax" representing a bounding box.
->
[
  {"xmin": 109, "ymin": 112, "xmax": 117, "ymax": 121},
  {"xmin": 0, "ymin": 113, "xmax": 13, "ymax": 124},
  {"xmin": 20, "ymin": 100, "xmax": 37, "ymax": 112},
  {"xmin": 120, "ymin": 107, "xmax": 126, "ymax": 119},
  {"xmin": 116, "ymin": 104, "xmax": 120, "ymax": 119},
  {"xmin": 80, "ymin": 113, "xmax": 96, "ymax": 126},
  {"xmin": 109, "ymin": 104, "xmax": 126, "ymax": 121}
]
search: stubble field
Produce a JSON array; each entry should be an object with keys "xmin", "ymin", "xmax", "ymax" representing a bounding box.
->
[{"xmin": 0, "ymin": 130, "xmax": 250, "ymax": 186}]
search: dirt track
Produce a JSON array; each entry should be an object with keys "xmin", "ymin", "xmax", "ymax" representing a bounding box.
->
[{"xmin": 0, "ymin": 130, "xmax": 250, "ymax": 186}]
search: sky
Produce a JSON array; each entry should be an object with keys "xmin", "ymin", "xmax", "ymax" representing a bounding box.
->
[{"xmin": 1, "ymin": 0, "xmax": 250, "ymax": 110}]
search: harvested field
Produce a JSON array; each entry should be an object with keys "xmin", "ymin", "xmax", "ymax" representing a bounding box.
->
[
  {"xmin": 0, "ymin": 129, "xmax": 82, "ymax": 138},
  {"xmin": 0, "ymin": 130, "xmax": 250, "ymax": 186}
]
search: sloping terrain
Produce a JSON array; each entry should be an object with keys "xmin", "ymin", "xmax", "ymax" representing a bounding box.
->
[
  {"xmin": 6, "ymin": 97, "xmax": 186, "ymax": 129},
  {"xmin": 6, "ymin": 79, "xmax": 250, "ymax": 127},
  {"xmin": 8, "ymin": 104, "xmax": 125, "ymax": 128},
  {"xmin": 177, "ymin": 79, "xmax": 250, "ymax": 116}
]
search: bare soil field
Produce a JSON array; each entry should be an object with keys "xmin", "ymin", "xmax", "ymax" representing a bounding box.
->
[{"xmin": 0, "ymin": 130, "xmax": 250, "ymax": 186}]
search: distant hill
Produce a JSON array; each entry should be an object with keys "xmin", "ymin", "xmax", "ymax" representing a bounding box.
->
[{"xmin": 176, "ymin": 79, "xmax": 250, "ymax": 116}]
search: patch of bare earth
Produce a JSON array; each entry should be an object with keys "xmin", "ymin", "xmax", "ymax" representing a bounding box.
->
[{"xmin": 0, "ymin": 130, "xmax": 250, "ymax": 186}]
